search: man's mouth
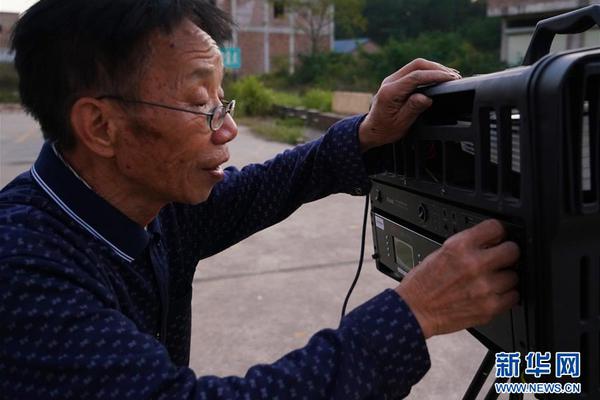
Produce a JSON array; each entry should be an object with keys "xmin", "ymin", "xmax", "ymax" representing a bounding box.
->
[
  {"xmin": 203, "ymin": 165, "xmax": 223, "ymax": 172},
  {"xmin": 202, "ymin": 158, "xmax": 228, "ymax": 178},
  {"xmin": 203, "ymin": 158, "xmax": 228, "ymax": 171}
]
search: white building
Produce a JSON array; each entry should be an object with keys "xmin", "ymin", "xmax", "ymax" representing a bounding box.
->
[{"xmin": 488, "ymin": 0, "xmax": 600, "ymax": 66}]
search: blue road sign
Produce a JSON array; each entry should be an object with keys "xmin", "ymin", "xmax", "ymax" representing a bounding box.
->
[{"xmin": 221, "ymin": 47, "xmax": 241, "ymax": 69}]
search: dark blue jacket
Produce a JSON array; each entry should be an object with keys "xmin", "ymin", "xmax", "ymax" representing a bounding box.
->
[{"xmin": 0, "ymin": 116, "xmax": 430, "ymax": 399}]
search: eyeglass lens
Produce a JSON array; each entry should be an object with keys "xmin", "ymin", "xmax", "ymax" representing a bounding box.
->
[{"xmin": 211, "ymin": 102, "xmax": 235, "ymax": 131}]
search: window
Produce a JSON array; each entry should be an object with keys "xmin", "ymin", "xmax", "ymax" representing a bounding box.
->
[{"xmin": 274, "ymin": 1, "xmax": 285, "ymax": 19}]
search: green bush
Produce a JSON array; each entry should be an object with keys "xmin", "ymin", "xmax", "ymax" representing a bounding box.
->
[
  {"xmin": 293, "ymin": 52, "xmax": 359, "ymax": 90},
  {"xmin": 0, "ymin": 62, "xmax": 20, "ymax": 103},
  {"xmin": 229, "ymin": 76, "xmax": 274, "ymax": 116},
  {"xmin": 302, "ymin": 89, "xmax": 332, "ymax": 112},
  {"xmin": 277, "ymin": 30, "xmax": 504, "ymax": 92},
  {"xmin": 271, "ymin": 90, "xmax": 303, "ymax": 107},
  {"xmin": 289, "ymin": 52, "xmax": 380, "ymax": 92}
]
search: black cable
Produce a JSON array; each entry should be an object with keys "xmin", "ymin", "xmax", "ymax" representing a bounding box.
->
[{"xmin": 340, "ymin": 194, "xmax": 370, "ymax": 323}]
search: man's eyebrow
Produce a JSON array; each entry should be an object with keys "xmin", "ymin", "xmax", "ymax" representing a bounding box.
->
[{"xmin": 188, "ymin": 66, "xmax": 215, "ymax": 79}]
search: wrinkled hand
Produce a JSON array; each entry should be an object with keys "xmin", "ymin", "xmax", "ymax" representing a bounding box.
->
[
  {"xmin": 358, "ymin": 58, "xmax": 461, "ymax": 152},
  {"xmin": 395, "ymin": 219, "xmax": 520, "ymax": 339}
]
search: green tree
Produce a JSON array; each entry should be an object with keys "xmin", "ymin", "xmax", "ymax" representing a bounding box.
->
[
  {"xmin": 276, "ymin": 0, "xmax": 366, "ymax": 54},
  {"xmin": 458, "ymin": 15, "xmax": 502, "ymax": 52},
  {"xmin": 364, "ymin": 0, "xmax": 493, "ymax": 44},
  {"xmin": 334, "ymin": 0, "xmax": 367, "ymax": 39},
  {"xmin": 273, "ymin": 0, "xmax": 505, "ymax": 93},
  {"xmin": 375, "ymin": 32, "xmax": 504, "ymax": 80}
]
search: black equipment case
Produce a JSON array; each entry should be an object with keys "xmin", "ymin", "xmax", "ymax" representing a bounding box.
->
[{"xmin": 369, "ymin": 6, "xmax": 600, "ymax": 398}]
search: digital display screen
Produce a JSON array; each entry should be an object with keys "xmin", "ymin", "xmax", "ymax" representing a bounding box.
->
[{"xmin": 393, "ymin": 237, "xmax": 415, "ymax": 272}]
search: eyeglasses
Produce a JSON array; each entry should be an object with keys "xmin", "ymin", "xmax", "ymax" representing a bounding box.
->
[{"xmin": 96, "ymin": 95, "xmax": 236, "ymax": 131}]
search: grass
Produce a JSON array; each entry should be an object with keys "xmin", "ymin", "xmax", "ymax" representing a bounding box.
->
[
  {"xmin": 0, "ymin": 91, "xmax": 19, "ymax": 103},
  {"xmin": 238, "ymin": 117, "xmax": 305, "ymax": 145},
  {"xmin": 271, "ymin": 90, "xmax": 303, "ymax": 108},
  {"xmin": 302, "ymin": 89, "xmax": 332, "ymax": 112},
  {"xmin": 271, "ymin": 89, "xmax": 332, "ymax": 112}
]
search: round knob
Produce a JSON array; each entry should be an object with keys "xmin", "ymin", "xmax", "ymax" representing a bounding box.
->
[{"xmin": 417, "ymin": 203, "xmax": 428, "ymax": 222}]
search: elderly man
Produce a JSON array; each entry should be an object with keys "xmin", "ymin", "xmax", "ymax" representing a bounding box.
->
[{"xmin": 0, "ymin": 0, "xmax": 519, "ymax": 399}]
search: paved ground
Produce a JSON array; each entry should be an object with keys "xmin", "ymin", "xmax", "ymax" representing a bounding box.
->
[{"xmin": 1, "ymin": 109, "xmax": 503, "ymax": 399}]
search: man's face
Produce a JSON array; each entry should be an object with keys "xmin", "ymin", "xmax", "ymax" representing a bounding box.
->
[{"xmin": 111, "ymin": 19, "xmax": 237, "ymax": 206}]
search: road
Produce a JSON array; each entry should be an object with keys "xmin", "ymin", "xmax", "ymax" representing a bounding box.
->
[{"xmin": 1, "ymin": 108, "xmax": 496, "ymax": 399}]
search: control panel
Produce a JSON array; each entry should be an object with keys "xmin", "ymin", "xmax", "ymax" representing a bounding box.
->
[{"xmin": 371, "ymin": 182, "xmax": 489, "ymax": 240}]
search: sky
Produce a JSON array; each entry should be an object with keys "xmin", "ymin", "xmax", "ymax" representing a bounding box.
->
[{"xmin": 1, "ymin": 0, "xmax": 37, "ymax": 13}]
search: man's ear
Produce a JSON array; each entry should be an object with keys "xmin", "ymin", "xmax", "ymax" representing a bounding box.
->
[{"xmin": 70, "ymin": 97, "xmax": 119, "ymax": 158}]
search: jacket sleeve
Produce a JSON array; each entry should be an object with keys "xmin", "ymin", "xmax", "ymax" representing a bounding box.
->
[
  {"xmin": 166, "ymin": 115, "xmax": 385, "ymax": 262},
  {"xmin": 0, "ymin": 253, "xmax": 430, "ymax": 399}
]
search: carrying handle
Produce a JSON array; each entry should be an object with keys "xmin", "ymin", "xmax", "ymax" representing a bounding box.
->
[{"xmin": 523, "ymin": 4, "xmax": 600, "ymax": 65}]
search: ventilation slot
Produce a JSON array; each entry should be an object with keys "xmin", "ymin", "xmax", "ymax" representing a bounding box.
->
[
  {"xmin": 381, "ymin": 143, "xmax": 395, "ymax": 173},
  {"xmin": 582, "ymin": 73, "xmax": 599, "ymax": 210},
  {"xmin": 395, "ymin": 141, "xmax": 415, "ymax": 178},
  {"xmin": 418, "ymin": 141, "xmax": 443, "ymax": 183},
  {"xmin": 582, "ymin": 101, "xmax": 592, "ymax": 197},
  {"xmin": 462, "ymin": 108, "xmax": 521, "ymax": 198},
  {"xmin": 581, "ymin": 256, "xmax": 591, "ymax": 320},
  {"xmin": 582, "ymin": 334, "xmax": 589, "ymax": 393},
  {"xmin": 579, "ymin": 255, "xmax": 600, "ymax": 396},
  {"xmin": 477, "ymin": 109, "xmax": 499, "ymax": 195},
  {"xmin": 570, "ymin": 67, "xmax": 600, "ymax": 213},
  {"xmin": 487, "ymin": 107, "xmax": 521, "ymax": 199},
  {"xmin": 580, "ymin": 332, "xmax": 600, "ymax": 397},
  {"xmin": 421, "ymin": 90, "xmax": 474, "ymax": 127},
  {"xmin": 510, "ymin": 110, "xmax": 521, "ymax": 175},
  {"xmin": 504, "ymin": 108, "xmax": 521, "ymax": 199},
  {"xmin": 445, "ymin": 141, "xmax": 475, "ymax": 190}
]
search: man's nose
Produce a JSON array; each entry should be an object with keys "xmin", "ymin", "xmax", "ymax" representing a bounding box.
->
[{"xmin": 211, "ymin": 114, "xmax": 238, "ymax": 145}]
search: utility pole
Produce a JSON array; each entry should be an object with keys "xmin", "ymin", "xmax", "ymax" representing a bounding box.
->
[
  {"xmin": 231, "ymin": 0, "xmax": 238, "ymax": 47},
  {"xmin": 263, "ymin": 1, "xmax": 270, "ymax": 73},
  {"xmin": 329, "ymin": 4, "xmax": 335, "ymax": 52},
  {"xmin": 289, "ymin": 10, "xmax": 296, "ymax": 75}
]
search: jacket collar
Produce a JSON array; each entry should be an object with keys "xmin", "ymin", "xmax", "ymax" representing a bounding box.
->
[{"xmin": 31, "ymin": 141, "xmax": 150, "ymax": 262}]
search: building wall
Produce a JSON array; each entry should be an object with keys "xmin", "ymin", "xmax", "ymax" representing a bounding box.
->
[
  {"xmin": 0, "ymin": 3, "xmax": 332, "ymax": 74},
  {"xmin": 220, "ymin": 0, "xmax": 333, "ymax": 76},
  {"xmin": 238, "ymin": 30, "xmax": 328, "ymax": 75},
  {"xmin": 488, "ymin": 0, "xmax": 600, "ymax": 65},
  {"xmin": 488, "ymin": 0, "xmax": 592, "ymax": 16},
  {"xmin": 0, "ymin": 12, "xmax": 19, "ymax": 62}
]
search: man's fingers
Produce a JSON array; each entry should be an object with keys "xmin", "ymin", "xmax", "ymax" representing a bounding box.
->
[
  {"xmin": 480, "ymin": 240, "xmax": 520, "ymax": 271},
  {"xmin": 464, "ymin": 219, "xmax": 507, "ymax": 248},
  {"xmin": 489, "ymin": 269, "xmax": 519, "ymax": 294},
  {"xmin": 379, "ymin": 70, "xmax": 458, "ymax": 104},
  {"xmin": 402, "ymin": 93, "xmax": 433, "ymax": 115},
  {"xmin": 477, "ymin": 289, "xmax": 519, "ymax": 327},
  {"xmin": 384, "ymin": 93, "xmax": 431, "ymax": 133},
  {"xmin": 383, "ymin": 58, "xmax": 460, "ymax": 85},
  {"xmin": 495, "ymin": 289, "xmax": 520, "ymax": 312}
]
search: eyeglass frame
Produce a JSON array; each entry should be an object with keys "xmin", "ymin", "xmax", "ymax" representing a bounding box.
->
[{"xmin": 95, "ymin": 95, "xmax": 236, "ymax": 131}]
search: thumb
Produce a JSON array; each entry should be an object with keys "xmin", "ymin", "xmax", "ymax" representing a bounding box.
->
[
  {"xmin": 406, "ymin": 93, "xmax": 433, "ymax": 113},
  {"xmin": 395, "ymin": 93, "xmax": 432, "ymax": 129}
]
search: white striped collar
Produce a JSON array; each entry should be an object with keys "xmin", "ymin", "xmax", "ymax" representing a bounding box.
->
[{"xmin": 31, "ymin": 141, "xmax": 150, "ymax": 262}]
